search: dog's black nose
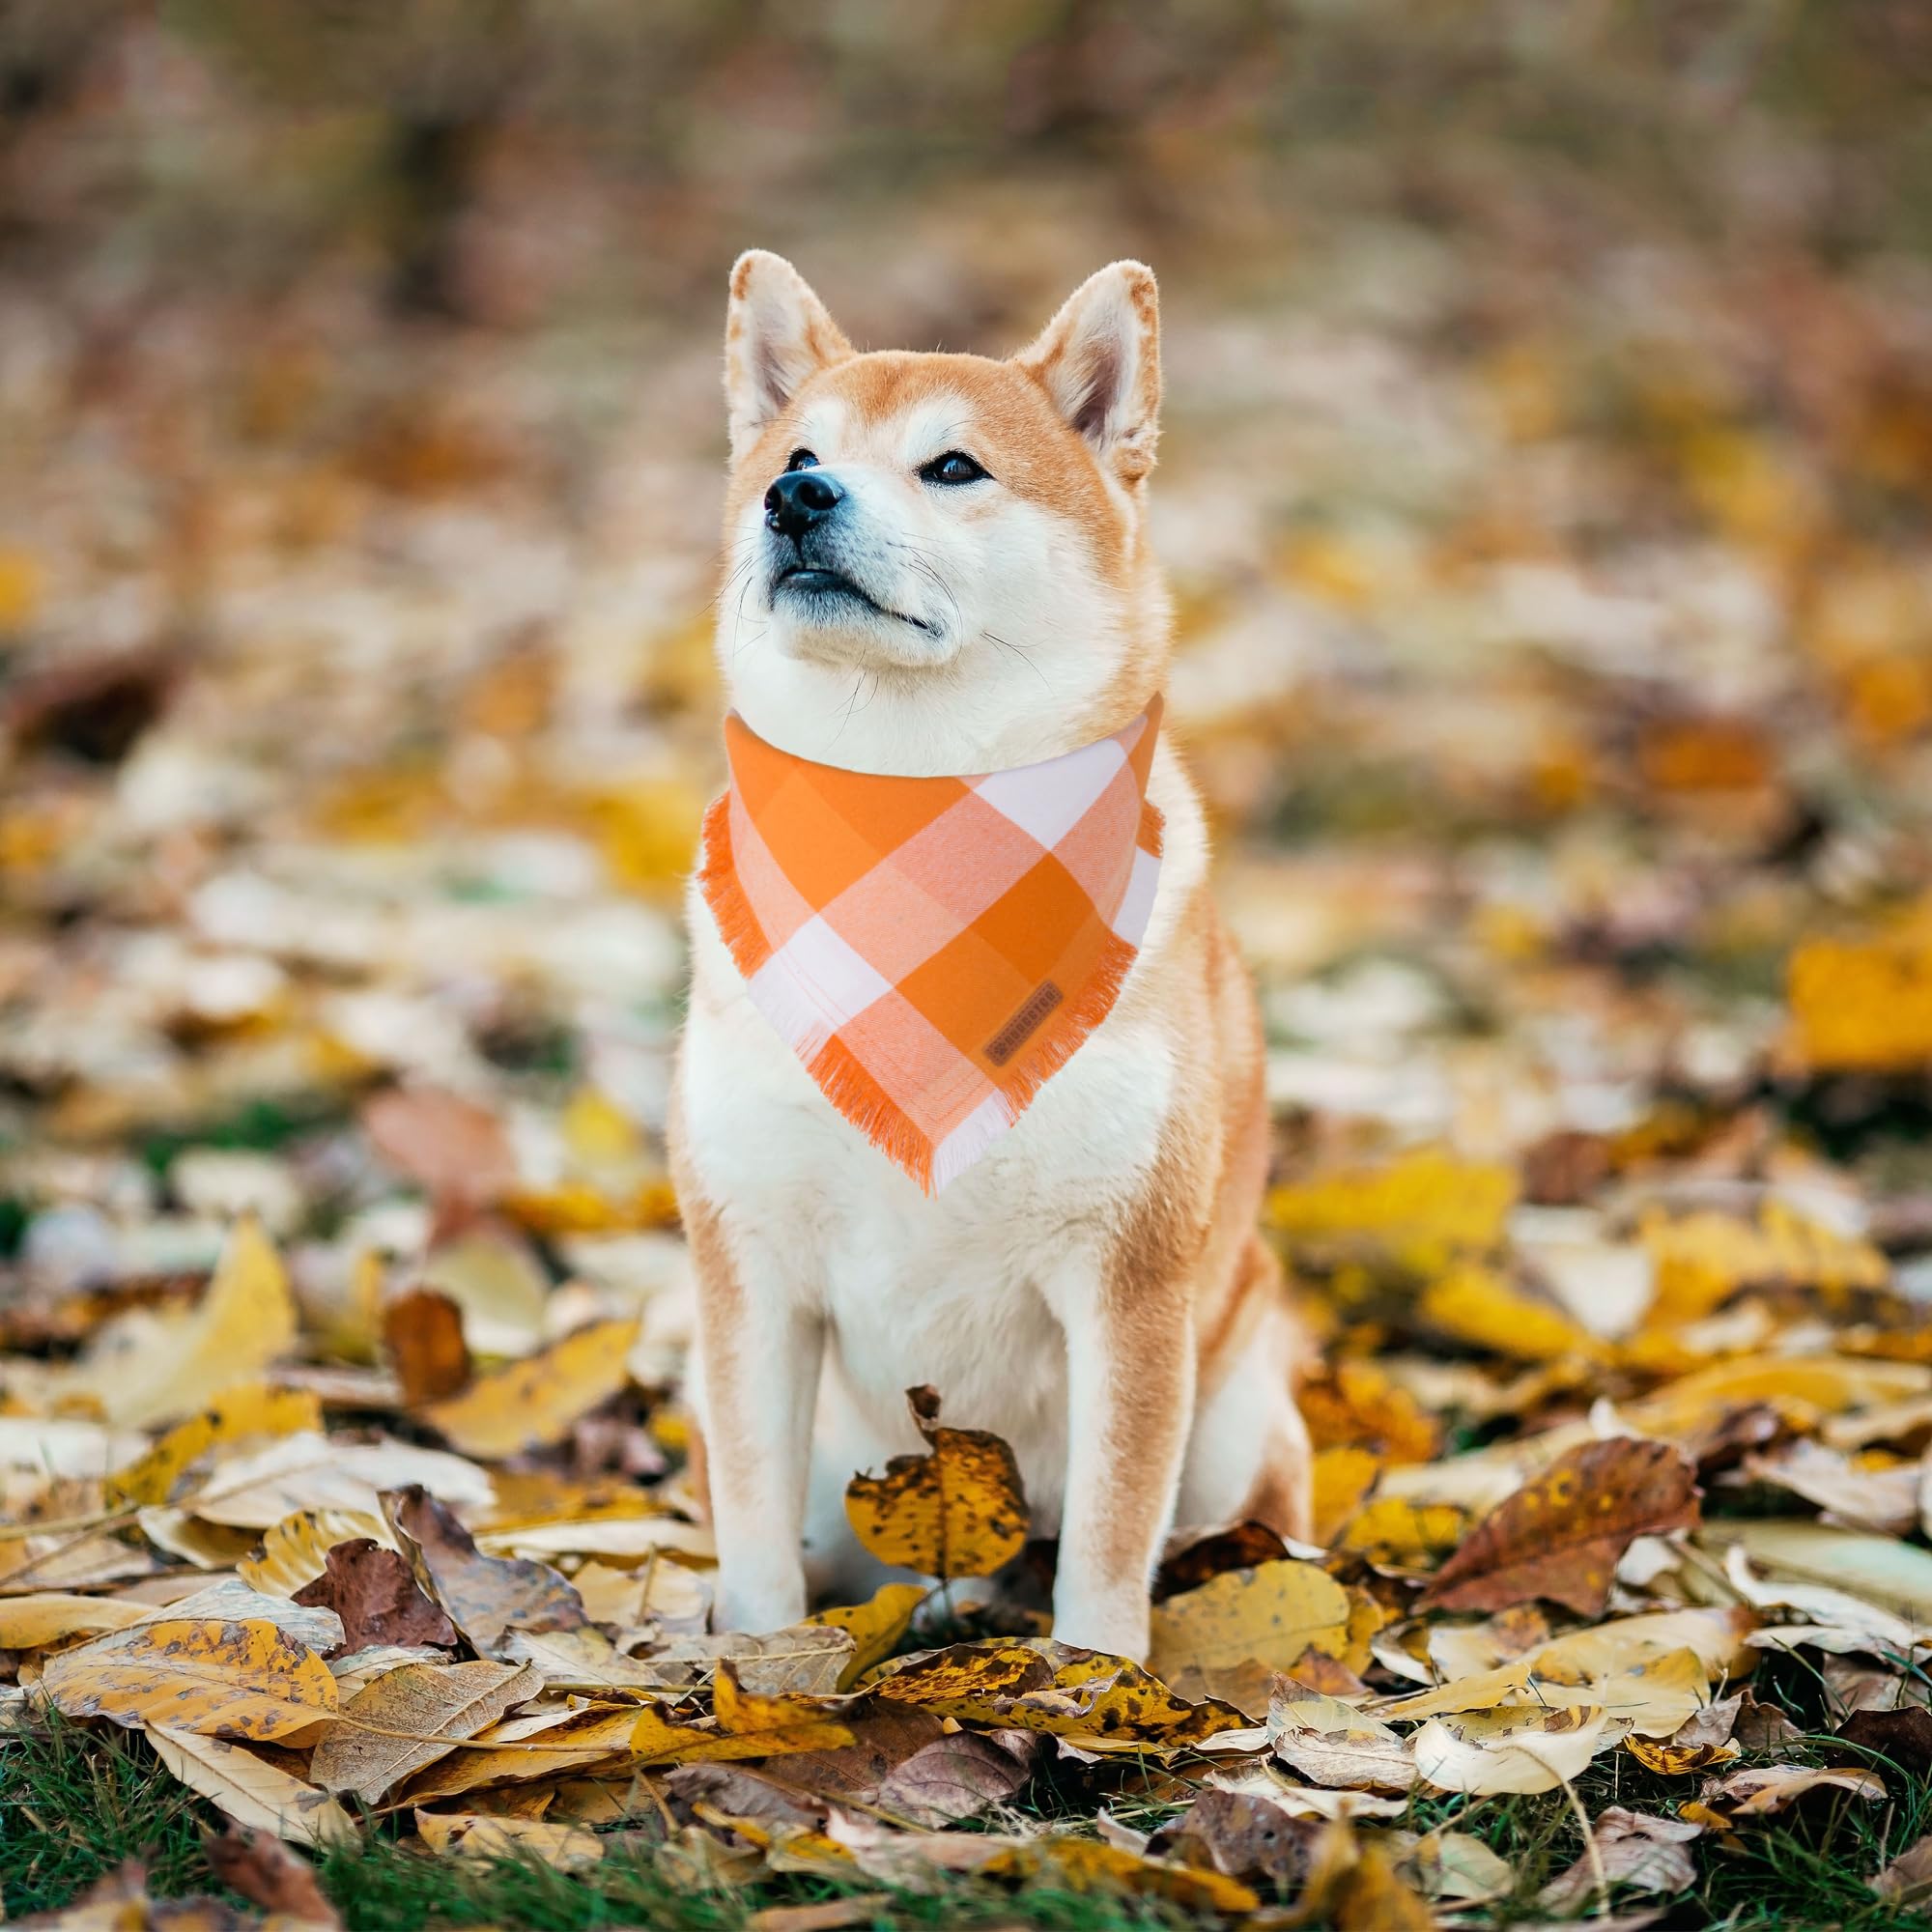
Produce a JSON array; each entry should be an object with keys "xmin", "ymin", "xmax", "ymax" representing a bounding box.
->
[{"xmin": 764, "ymin": 468, "xmax": 844, "ymax": 540}]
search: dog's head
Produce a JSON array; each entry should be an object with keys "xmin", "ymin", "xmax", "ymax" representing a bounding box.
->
[{"xmin": 714, "ymin": 251, "xmax": 1169, "ymax": 774}]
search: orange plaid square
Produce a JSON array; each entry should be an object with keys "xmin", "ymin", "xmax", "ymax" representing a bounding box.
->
[{"xmin": 698, "ymin": 700, "xmax": 1165, "ymax": 1191}]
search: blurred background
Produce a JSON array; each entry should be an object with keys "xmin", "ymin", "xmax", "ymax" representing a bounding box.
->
[{"xmin": 5, "ymin": 0, "xmax": 1932, "ymax": 1314}]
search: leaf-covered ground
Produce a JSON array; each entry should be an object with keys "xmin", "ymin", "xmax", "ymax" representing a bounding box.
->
[{"xmin": 7, "ymin": 6, "xmax": 1932, "ymax": 1928}]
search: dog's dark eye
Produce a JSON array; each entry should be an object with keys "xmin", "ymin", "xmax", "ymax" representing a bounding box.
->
[
  {"xmin": 785, "ymin": 449, "xmax": 820, "ymax": 472},
  {"xmin": 921, "ymin": 450, "xmax": 989, "ymax": 486}
]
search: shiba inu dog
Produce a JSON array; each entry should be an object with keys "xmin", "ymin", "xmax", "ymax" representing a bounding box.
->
[{"xmin": 669, "ymin": 250, "xmax": 1312, "ymax": 1662}]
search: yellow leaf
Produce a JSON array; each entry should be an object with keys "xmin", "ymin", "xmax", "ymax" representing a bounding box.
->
[
  {"xmin": 1628, "ymin": 1353, "xmax": 1930, "ymax": 1440},
  {"xmin": 990, "ymin": 1837, "xmax": 1260, "ymax": 1916},
  {"xmin": 0, "ymin": 1594, "xmax": 147, "ymax": 1649},
  {"xmin": 424, "ymin": 1320, "xmax": 640, "ymax": 1460},
  {"xmin": 414, "ymin": 1810, "xmax": 605, "ymax": 1869},
  {"xmin": 1337, "ymin": 1494, "xmax": 1469, "ymax": 1573},
  {"xmin": 630, "ymin": 1663, "xmax": 855, "ymax": 1765},
  {"xmin": 311, "ymin": 1660, "xmax": 541, "ymax": 1804},
  {"xmin": 1625, "ymin": 1734, "xmax": 1740, "ymax": 1775},
  {"xmin": 41, "ymin": 1617, "xmax": 339, "ymax": 1740},
  {"xmin": 1420, "ymin": 1264, "xmax": 1602, "ymax": 1363},
  {"xmin": 0, "ymin": 546, "xmax": 43, "ymax": 626},
  {"xmin": 107, "ymin": 1385, "xmax": 322, "ymax": 1508},
  {"xmin": 405, "ymin": 1704, "xmax": 641, "ymax": 1800},
  {"xmin": 238, "ymin": 1509, "xmax": 398, "ymax": 1597},
  {"xmin": 1790, "ymin": 923, "xmax": 1932, "ymax": 1072},
  {"xmin": 55, "ymin": 1217, "xmax": 298, "ymax": 1431},
  {"xmin": 844, "ymin": 1387, "xmax": 1029, "ymax": 1579},
  {"xmin": 1639, "ymin": 1202, "xmax": 1889, "ymax": 1329},
  {"xmin": 1312, "ymin": 1445, "xmax": 1381, "ymax": 1546},
  {"xmin": 146, "ymin": 1721, "xmax": 355, "ymax": 1848},
  {"xmin": 1268, "ymin": 1148, "xmax": 1516, "ymax": 1274},
  {"xmin": 1300, "ymin": 1360, "xmax": 1441, "ymax": 1464},
  {"xmin": 1149, "ymin": 1560, "xmax": 1352, "ymax": 1682},
  {"xmin": 804, "ymin": 1581, "xmax": 929, "ymax": 1688}
]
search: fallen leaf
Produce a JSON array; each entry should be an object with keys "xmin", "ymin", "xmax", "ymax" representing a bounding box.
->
[
  {"xmin": 630, "ymin": 1662, "xmax": 856, "ymax": 1765},
  {"xmin": 203, "ymin": 1825, "xmax": 340, "ymax": 1924},
  {"xmin": 1736, "ymin": 1439, "xmax": 1919, "ymax": 1535},
  {"xmin": 1624, "ymin": 1734, "xmax": 1738, "ymax": 1774},
  {"xmin": 871, "ymin": 1726, "xmax": 1037, "ymax": 1827},
  {"xmin": 805, "ymin": 1581, "xmax": 928, "ymax": 1687},
  {"xmin": 239, "ymin": 1510, "xmax": 399, "ymax": 1597},
  {"xmin": 1413, "ymin": 1702, "xmax": 1618, "ymax": 1794},
  {"xmin": 1148, "ymin": 1559, "xmax": 1352, "ymax": 1685},
  {"xmin": 107, "ymin": 1385, "xmax": 323, "ymax": 1509},
  {"xmin": 844, "ymin": 1385, "xmax": 1028, "ymax": 1580},
  {"xmin": 361, "ymin": 1087, "xmax": 520, "ymax": 1223},
  {"xmin": 1422, "ymin": 1264, "xmax": 1603, "ymax": 1363},
  {"xmin": 54, "ymin": 1218, "xmax": 298, "ymax": 1432},
  {"xmin": 1700, "ymin": 1762, "xmax": 1886, "ymax": 1819},
  {"xmin": 310, "ymin": 1659, "xmax": 539, "ymax": 1803},
  {"xmin": 1874, "ymin": 1832, "xmax": 1932, "ymax": 1905},
  {"xmin": 620, "ymin": 1626, "xmax": 858, "ymax": 1696},
  {"xmin": 147, "ymin": 1723, "xmax": 355, "ymax": 1850},
  {"xmin": 1151, "ymin": 1785, "xmax": 1327, "ymax": 1886},
  {"xmin": 1835, "ymin": 1704, "xmax": 1932, "ymax": 1776},
  {"xmin": 382, "ymin": 1290, "xmax": 469, "ymax": 1406},
  {"xmin": 424, "ymin": 1319, "xmax": 639, "ymax": 1459},
  {"xmin": 412, "ymin": 1809, "xmax": 604, "ymax": 1869},
  {"xmin": 385, "ymin": 1485, "xmax": 585, "ymax": 1658},
  {"xmin": 134, "ymin": 1579, "xmax": 344, "ymax": 1657},
  {"xmin": 0, "ymin": 1593, "xmax": 148, "ymax": 1649},
  {"xmin": 292, "ymin": 1539, "xmax": 459, "ymax": 1655},
  {"xmin": 1311, "ymin": 1445, "xmax": 1381, "ymax": 1546},
  {"xmin": 1419, "ymin": 1437, "xmax": 1699, "ymax": 1615},
  {"xmin": 188, "ymin": 1433, "xmax": 493, "ymax": 1529},
  {"xmin": 1540, "ymin": 1806, "xmax": 1702, "ymax": 1910},
  {"xmin": 1270, "ymin": 1686, "xmax": 1417, "ymax": 1790},
  {"xmin": 403, "ymin": 1702, "xmax": 640, "ymax": 1799},
  {"xmin": 41, "ymin": 1618, "xmax": 339, "ymax": 1740}
]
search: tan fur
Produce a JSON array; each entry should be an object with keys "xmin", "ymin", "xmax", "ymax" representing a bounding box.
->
[{"xmin": 672, "ymin": 252, "xmax": 1311, "ymax": 1657}]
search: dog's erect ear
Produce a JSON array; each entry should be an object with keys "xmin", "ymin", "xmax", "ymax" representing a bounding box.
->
[
  {"xmin": 724, "ymin": 251, "xmax": 853, "ymax": 460},
  {"xmin": 1013, "ymin": 262, "xmax": 1161, "ymax": 484}
]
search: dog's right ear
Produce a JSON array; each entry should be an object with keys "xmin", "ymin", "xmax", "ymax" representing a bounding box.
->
[{"xmin": 724, "ymin": 252, "xmax": 852, "ymax": 461}]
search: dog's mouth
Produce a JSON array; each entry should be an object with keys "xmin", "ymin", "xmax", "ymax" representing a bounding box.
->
[{"xmin": 773, "ymin": 565, "xmax": 935, "ymax": 636}]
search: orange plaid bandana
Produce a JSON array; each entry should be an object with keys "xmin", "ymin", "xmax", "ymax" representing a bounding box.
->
[{"xmin": 699, "ymin": 700, "xmax": 1165, "ymax": 1192}]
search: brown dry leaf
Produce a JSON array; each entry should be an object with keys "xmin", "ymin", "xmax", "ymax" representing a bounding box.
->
[
  {"xmin": 1737, "ymin": 1439, "xmax": 1920, "ymax": 1535},
  {"xmin": 361, "ymin": 1087, "xmax": 520, "ymax": 1221},
  {"xmin": 1148, "ymin": 1559, "xmax": 1352, "ymax": 1687},
  {"xmin": 1874, "ymin": 1832, "xmax": 1932, "ymax": 1906},
  {"xmin": 204, "ymin": 1826, "xmax": 339, "ymax": 1925},
  {"xmin": 384, "ymin": 1485, "xmax": 585, "ymax": 1658},
  {"xmin": 382, "ymin": 1290, "xmax": 469, "ymax": 1406},
  {"xmin": 1835, "ymin": 1705, "xmax": 1932, "ymax": 1775},
  {"xmin": 1152, "ymin": 1785, "xmax": 1327, "ymax": 1887},
  {"xmin": 41, "ymin": 1618, "xmax": 339, "ymax": 1740},
  {"xmin": 310, "ymin": 1659, "xmax": 539, "ymax": 1803},
  {"xmin": 412, "ymin": 1809, "xmax": 604, "ymax": 1869},
  {"xmin": 147, "ymin": 1726, "xmax": 354, "ymax": 1852},
  {"xmin": 107, "ymin": 1385, "xmax": 323, "ymax": 1509},
  {"xmin": 185, "ymin": 1433, "xmax": 493, "ymax": 1530},
  {"xmin": 54, "ymin": 1218, "xmax": 298, "ymax": 1433},
  {"xmin": 1270, "ymin": 1687, "xmax": 1417, "ymax": 1790},
  {"xmin": 423, "ymin": 1319, "xmax": 639, "ymax": 1459},
  {"xmin": 1413, "ymin": 1702, "xmax": 1618, "ymax": 1794},
  {"xmin": 631, "ymin": 1662, "xmax": 856, "ymax": 1765},
  {"xmin": 843, "ymin": 1385, "xmax": 1028, "ymax": 1579},
  {"xmin": 804, "ymin": 1581, "xmax": 928, "ymax": 1687},
  {"xmin": 1539, "ymin": 1806, "xmax": 1702, "ymax": 1911},
  {"xmin": 1702, "ymin": 1763, "xmax": 1886, "ymax": 1819},
  {"xmin": 871, "ymin": 1727, "xmax": 1037, "ymax": 1828},
  {"xmin": 0, "ymin": 1593, "xmax": 148, "ymax": 1649},
  {"xmin": 240, "ymin": 1510, "xmax": 399, "ymax": 1598},
  {"xmin": 291, "ymin": 1539, "xmax": 459, "ymax": 1655},
  {"xmin": 622, "ymin": 1627, "xmax": 858, "ymax": 1696},
  {"xmin": 1419, "ymin": 1437, "xmax": 1699, "ymax": 1615}
]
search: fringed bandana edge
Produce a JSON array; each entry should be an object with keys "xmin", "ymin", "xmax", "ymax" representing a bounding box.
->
[{"xmin": 699, "ymin": 700, "xmax": 1165, "ymax": 1192}]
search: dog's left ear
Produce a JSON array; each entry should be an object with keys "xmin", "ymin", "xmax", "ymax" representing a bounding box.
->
[
  {"xmin": 1013, "ymin": 261, "xmax": 1161, "ymax": 485},
  {"xmin": 724, "ymin": 251, "xmax": 854, "ymax": 461}
]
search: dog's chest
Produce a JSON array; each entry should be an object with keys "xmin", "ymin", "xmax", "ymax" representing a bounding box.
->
[{"xmin": 679, "ymin": 910, "xmax": 1173, "ymax": 1417}]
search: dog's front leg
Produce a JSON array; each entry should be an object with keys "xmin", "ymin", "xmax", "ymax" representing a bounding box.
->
[
  {"xmin": 688, "ymin": 1204, "xmax": 824, "ymax": 1633},
  {"xmin": 1045, "ymin": 1255, "xmax": 1196, "ymax": 1662}
]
